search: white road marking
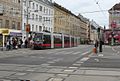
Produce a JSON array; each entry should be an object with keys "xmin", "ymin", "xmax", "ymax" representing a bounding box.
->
[
  {"xmin": 98, "ymin": 54, "xmax": 104, "ymax": 57},
  {"xmin": 80, "ymin": 57, "xmax": 89, "ymax": 62},
  {"xmin": 73, "ymin": 52, "xmax": 81, "ymax": 55},
  {"xmin": 94, "ymin": 59, "xmax": 99, "ymax": 62},
  {"xmin": 81, "ymin": 51, "xmax": 90, "ymax": 56}
]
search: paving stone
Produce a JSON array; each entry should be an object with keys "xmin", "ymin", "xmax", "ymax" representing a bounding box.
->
[{"xmin": 47, "ymin": 69, "xmax": 63, "ymax": 73}]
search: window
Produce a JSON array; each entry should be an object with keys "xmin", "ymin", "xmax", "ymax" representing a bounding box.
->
[
  {"xmin": 44, "ymin": 7, "xmax": 45, "ymax": 13},
  {"xmin": 12, "ymin": 21, "xmax": 15, "ymax": 29},
  {"xmin": 36, "ymin": 15, "xmax": 38, "ymax": 21},
  {"xmin": 36, "ymin": 4, "xmax": 38, "ymax": 10},
  {"xmin": 32, "ymin": 25, "xmax": 34, "ymax": 31},
  {"xmin": 39, "ymin": 6, "xmax": 42, "ymax": 11},
  {"xmin": 32, "ymin": 3, "xmax": 35, "ymax": 9},
  {"xmin": 24, "ymin": 23, "xmax": 26, "ymax": 30},
  {"xmin": 0, "ymin": 19, "xmax": 2, "ymax": 28},
  {"xmin": 36, "ymin": 25, "xmax": 38, "ymax": 31},
  {"xmin": 32, "ymin": 14, "xmax": 34, "ymax": 20},
  {"xmin": 39, "ymin": 26, "xmax": 42, "ymax": 31},
  {"xmin": 5, "ymin": 20, "xmax": 9, "ymax": 28},
  {"xmin": 17, "ymin": 22, "xmax": 20, "ymax": 30},
  {"xmin": 29, "ymin": 1, "xmax": 31, "ymax": 8},
  {"xmin": 39, "ymin": 16, "xmax": 42, "ymax": 22}
]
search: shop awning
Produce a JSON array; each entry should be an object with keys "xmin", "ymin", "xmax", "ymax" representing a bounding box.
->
[{"xmin": 10, "ymin": 32, "xmax": 22, "ymax": 37}]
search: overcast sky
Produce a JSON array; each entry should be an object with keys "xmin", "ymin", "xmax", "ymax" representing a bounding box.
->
[{"xmin": 53, "ymin": 0, "xmax": 120, "ymax": 28}]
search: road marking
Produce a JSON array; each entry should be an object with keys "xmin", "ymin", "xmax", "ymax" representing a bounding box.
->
[
  {"xmin": 94, "ymin": 59, "xmax": 99, "ymax": 62},
  {"xmin": 63, "ymin": 69, "xmax": 74, "ymax": 72},
  {"xmin": 81, "ymin": 51, "xmax": 90, "ymax": 56},
  {"xmin": 68, "ymin": 67, "xmax": 78, "ymax": 69},
  {"xmin": 80, "ymin": 57, "xmax": 89, "ymax": 62},
  {"xmin": 98, "ymin": 54, "xmax": 104, "ymax": 57},
  {"xmin": 48, "ymin": 78, "xmax": 63, "ymax": 81},
  {"xmin": 72, "ymin": 63, "xmax": 81, "ymax": 66},
  {"xmin": 73, "ymin": 52, "xmax": 81, "ymax": 55}
]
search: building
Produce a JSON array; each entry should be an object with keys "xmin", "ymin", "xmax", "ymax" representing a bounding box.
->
[
  {"xmin": 0, "ymin": 0, "xmax": 22, "ymax": 47},
  {"xmin": 22, "ymin": 0, "xmax": 54, "ymax": 38},
  {"xmin": 89, "ymin": 20, "xmax": 101, "ymax": 44},
  {"xmin": 78, "ymin": 14, "xmax": 89, "ymax": 44},
  {"xmin": 53, "ymin": 3, "xmax": 91, "ymax": 44},
  {"xmin": 53, "ymin": 3, "xmax": 71, "ymax": 35},
  {"xmin": 107, "ymin": 3, "xmax": 120, "ymax": 45},
  {"xmin": 109, "ymin": 3, "xmax": 120, "ymax": 29}
]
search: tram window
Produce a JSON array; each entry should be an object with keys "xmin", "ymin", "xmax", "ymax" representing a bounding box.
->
[{"xmin": 43, "ymin": 35, "xmax": 51, "ymax": 44}]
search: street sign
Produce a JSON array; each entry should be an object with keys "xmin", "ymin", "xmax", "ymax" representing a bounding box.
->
[
  {"xmin": 111, "ymin": 21, "xmax": 116, "ymax": 28},
  {"xmin": 26, "ymin": 24, "xmax": 30, "ymax": 32}
]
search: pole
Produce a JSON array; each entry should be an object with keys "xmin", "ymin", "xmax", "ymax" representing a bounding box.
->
[
  {"xmin": 111, "ymin": 7, "xmax": 114, "ymax": 46},
  {"xmin": 26, "ymin": 0, "xmax": 29, "ymax": 39},
  {"xmin": 2, "ymin": 35, "xmax": 5, "ymax": 48}
]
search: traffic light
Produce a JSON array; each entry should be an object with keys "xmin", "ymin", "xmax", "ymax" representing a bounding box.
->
[{"xmin": 97, "ymin": 28, "xmax": 100, "ymax": 32}]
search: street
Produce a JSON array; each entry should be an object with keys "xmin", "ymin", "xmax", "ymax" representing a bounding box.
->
[{"xmin": 0, "ymin": 45, "xmax": 120, "ymax": 81}]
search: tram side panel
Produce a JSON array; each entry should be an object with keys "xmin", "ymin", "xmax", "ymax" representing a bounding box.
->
[
  {"xmin": 53, "ymin": 34, "xmax": 62, "ymax": 48},
  {"xmin": 71, "ymin": 37, "xmax": 74, "ymax": 47},
  {"xmin": 43, "ymin": 34, "xmax": 51, "ymax": 48},
  {"xmin": 32, "ymin": 33, "xmax": 43, "ymax": 49},
  {"xmin": 64, "ymin": 35, "xmax": 70, "ymax": 48}
]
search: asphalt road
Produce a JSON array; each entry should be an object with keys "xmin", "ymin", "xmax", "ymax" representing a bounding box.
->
[
  {"xmin": 0, "ymin": 45, "xmax": 120, "ymax": 81},
  {"xmin": 81, "ymin": 45, "xmax": 120, "ymax": 68}
]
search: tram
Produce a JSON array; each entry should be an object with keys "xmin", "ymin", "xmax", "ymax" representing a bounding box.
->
[{"xmin": 32, "ymin": 32, "xmax": 79, "ymax": 49}]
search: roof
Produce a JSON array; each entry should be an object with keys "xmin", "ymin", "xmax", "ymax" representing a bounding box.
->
[{"xmin": 109, "ymin": 3, "xmax": 120, "ymax": 11}]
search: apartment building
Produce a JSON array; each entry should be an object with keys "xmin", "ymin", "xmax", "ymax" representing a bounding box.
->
[
  {"xmin": 109, "ymin": 3, "xmax": 120, "ymax": 29},
  {"xmin": 78, "ymin": 14, "xmax": 89, "ymax": 44},
  {"xmin": 53, "ymin": 3, "xmax": 70, "ymax": 35},
  {"xmin": 22, "ymin": 0, "xmax": 54, "ymax": 37},
  {"xmin": 0, "ymin": 0, "xmax": 21, "ymax": 47}
]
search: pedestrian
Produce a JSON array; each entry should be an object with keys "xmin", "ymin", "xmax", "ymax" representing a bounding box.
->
[
  {"xmin": 6, "ymin": 39, "xmax": 11, "ymax": 51},
  {"xmin": 94, "ymin": 40, "xmax": 98, "ymax": 53},
  {"xmin": 25, "ymin": 39, "xmax": 28, "ymax": 48},
  {"xmin": 99, "ymin": 40, "xmax": 103, "ymax": 52}
]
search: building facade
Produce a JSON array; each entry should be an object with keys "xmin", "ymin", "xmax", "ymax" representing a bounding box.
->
[
  {"xmin": 22, "ymin": 0, "xmax": 54, "ymax": 38},
  {"xmin": 109, "ymin": 3, "xmax": 120, "ymax": 29},
  {"xmin": 107, "ymin": 3, "xmax": 120, "ymax": 45},
  {"xmin": 0, "ymin": 0, "xmax": 22, "ymax": 47},
  {"xmin": 53, "ymin": 3, "xmax": 70, "ymax": 35},
  {"xmin": 53, "ymin": 3, "xmax": 90, "ymax": 44}
]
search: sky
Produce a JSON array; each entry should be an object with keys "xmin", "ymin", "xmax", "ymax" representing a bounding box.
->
[{"xmin": 53, "ymin": 0, "xmax": 120, "ymax": 28}]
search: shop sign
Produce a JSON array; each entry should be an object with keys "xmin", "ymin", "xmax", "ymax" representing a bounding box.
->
[{"xmin": 2, "ymin": 30, "xmax": 9, "ymax": 35}]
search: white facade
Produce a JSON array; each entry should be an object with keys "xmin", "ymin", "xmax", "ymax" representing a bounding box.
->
[{"xmin": 22, "ymin": 0, "xmax": 54, "ymax": 37}]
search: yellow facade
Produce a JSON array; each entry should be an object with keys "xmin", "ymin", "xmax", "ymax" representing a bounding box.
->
[
  {"xmin": 54, "ymin": 3, "xmax": 89, "ymax": 43},
  {"xmin": 54, "ymin": 3, "xmax": 70, "ymax": 35}
]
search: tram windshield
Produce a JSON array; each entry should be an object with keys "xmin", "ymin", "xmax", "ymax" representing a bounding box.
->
[{"xmin": 33, "ymin": 33, "xmax": 43, "ymax": 42}]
